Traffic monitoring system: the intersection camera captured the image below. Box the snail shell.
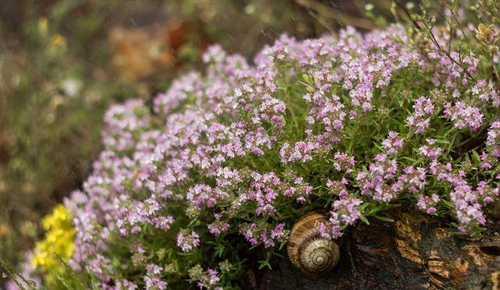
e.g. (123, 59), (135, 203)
(287, 212), (340, 277)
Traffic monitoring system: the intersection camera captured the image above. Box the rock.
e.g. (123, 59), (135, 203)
(254, 213), (498, 290)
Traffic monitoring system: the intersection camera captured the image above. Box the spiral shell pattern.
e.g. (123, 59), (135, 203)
(300, 238), (338, 273)
(287, 212), (340, 277)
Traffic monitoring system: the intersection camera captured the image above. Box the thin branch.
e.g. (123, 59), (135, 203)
(393, 0), (422, 30)
(0, 258), (35, 290)
(394, 0), (475, 81)
(294, 0), (376, 31)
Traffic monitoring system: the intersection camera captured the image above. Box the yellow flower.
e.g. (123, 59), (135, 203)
(476, 24), (495, 43)
(0, 223), (10, 237)
(51, 34), (67, 50)
(32, 205), (76, 287)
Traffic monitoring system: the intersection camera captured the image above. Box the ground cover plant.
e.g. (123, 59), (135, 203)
(1, 0), (342, 279)
(5, 0), (499, 289)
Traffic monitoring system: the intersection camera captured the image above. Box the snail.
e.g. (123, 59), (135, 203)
(287, 212), (340, 277)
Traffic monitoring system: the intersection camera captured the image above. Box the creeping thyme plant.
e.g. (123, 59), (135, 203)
(15, 1), (499, 289)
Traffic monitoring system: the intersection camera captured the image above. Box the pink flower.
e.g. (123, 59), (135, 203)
(145, 264), (167, 290)
(177, 231), (201, 252)
(419, 139), (442, 160)
(208, 220), (230, 237)
(407, 97), (434, 134)
(333, 152), (356, 173)
(444, 102), (483, 131)
(322, 194), (363, 239)
(416, 194), (440, 215)
(382, 131), (405, 155)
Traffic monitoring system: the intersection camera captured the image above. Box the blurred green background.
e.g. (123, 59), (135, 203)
(0, 0), (398, 281)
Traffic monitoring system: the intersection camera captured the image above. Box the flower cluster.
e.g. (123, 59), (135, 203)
(188, 265), (222, 290)
(407, 97), (434, 134)
(416, 194), (440, 215)
(24, 23), (498, 289)
(177, 230), (201, 252)
(144, 264), (168, 290)
(31, 205), (75, 288)
(333, 152), (356, 173)
(240, 222), (287, 248)
(321, 194), (363, 239)
(444, 101), (484, 131)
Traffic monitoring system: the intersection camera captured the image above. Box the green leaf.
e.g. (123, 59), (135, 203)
(257, 260), (272, 271)
(471, 151), (481, 164)
(359, 214), (370, 225)
(373, 215), (395, 223)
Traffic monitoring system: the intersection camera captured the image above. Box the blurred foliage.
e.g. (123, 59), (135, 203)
(0, 1), (139, 275)
(0, 0), (407, 284)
